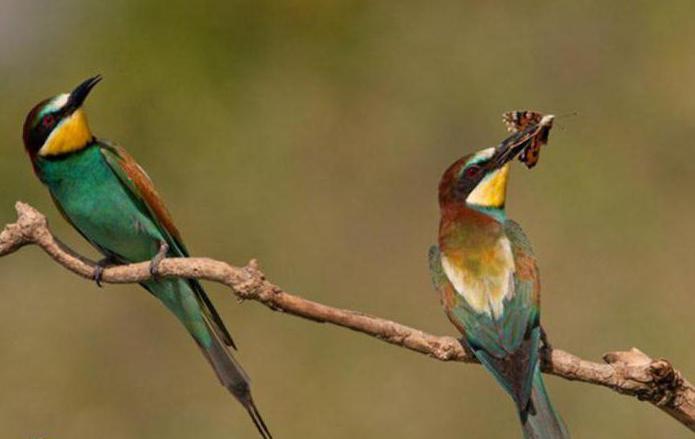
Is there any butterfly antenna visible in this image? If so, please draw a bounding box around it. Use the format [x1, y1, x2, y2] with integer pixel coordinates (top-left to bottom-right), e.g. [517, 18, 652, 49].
[554, 111, 579, 119]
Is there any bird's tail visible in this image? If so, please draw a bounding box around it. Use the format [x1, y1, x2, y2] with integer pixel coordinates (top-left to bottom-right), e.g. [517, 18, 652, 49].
[520, 366, 569, 439]
[149, 278, 272, 439]
[199, 324, 272, 439]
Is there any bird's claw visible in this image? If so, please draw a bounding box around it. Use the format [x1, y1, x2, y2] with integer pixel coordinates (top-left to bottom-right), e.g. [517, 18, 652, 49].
[149, 241, 169, 280]
[540, 326, 553, 351]
[457, 336, 476, 357]
[93, 265, 105, 287]
[92, 257, 116, 288]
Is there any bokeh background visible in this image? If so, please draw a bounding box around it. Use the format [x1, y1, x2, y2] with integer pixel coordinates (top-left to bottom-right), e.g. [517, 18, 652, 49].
[1, 1, 693, 438]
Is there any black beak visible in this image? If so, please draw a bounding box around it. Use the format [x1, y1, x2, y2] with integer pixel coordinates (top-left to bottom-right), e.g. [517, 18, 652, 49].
[488, 114, 554, 170]
[68, 75, 102, 111]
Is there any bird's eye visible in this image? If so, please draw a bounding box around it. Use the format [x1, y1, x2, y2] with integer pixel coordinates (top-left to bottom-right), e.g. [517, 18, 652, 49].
[42, 115, 55, 128]
[464, 165, 481, 178]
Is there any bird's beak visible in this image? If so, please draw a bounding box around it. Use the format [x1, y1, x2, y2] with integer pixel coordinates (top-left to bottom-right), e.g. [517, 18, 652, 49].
[488, 114, 554, 170]
[68, 75, 102, 111]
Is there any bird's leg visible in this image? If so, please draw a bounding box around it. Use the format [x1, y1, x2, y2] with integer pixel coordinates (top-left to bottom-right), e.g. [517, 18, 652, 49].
[540, 325, 553, 351]
[149, 241, 170, 280]
[538, 325, 556, 369]
[93, 256, 117, 288]
[457, 336, 476, 358]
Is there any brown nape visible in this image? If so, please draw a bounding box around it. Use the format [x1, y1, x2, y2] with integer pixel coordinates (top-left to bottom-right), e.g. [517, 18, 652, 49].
[438, 153, 474, 207]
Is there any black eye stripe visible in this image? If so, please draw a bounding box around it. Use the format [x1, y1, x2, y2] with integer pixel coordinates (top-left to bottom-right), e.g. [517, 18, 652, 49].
[41, 109, 66, 131]
[29, 111, 63, 151]
[464, 159, 492, 178]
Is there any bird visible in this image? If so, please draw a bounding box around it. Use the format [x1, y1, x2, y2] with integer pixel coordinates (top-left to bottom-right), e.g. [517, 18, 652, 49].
[22, 76, 271, 438]
[428, 117, 568, 438]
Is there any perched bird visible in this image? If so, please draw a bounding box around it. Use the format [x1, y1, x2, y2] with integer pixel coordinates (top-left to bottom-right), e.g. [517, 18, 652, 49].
[22, 76, 271, 438]
[428, 118, 568, 439]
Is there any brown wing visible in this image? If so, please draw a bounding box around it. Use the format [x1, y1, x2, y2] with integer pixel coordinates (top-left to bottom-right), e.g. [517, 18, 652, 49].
[519, 137, 542, 168]
[502, 110, 553, 169]
[108, 144, 183, 243]
[503, 110, 543, 133]
[99, 141, 236, 348]
[99, 141, 186, 255]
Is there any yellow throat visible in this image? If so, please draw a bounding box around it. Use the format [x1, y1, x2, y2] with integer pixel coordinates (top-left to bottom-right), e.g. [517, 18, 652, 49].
[38, 109, 93, 157]
[466, 163, 510, 208]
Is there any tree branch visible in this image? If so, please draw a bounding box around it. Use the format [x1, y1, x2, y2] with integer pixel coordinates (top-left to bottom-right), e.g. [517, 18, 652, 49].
[2, 201, 693, 432]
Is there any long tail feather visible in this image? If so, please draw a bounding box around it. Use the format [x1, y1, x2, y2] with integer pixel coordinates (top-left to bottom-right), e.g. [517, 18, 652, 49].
[200, 317, 272, 439]
[521, 367, 569, 439]
[149, 278, 271, 438]
[246, 396, 273, 439]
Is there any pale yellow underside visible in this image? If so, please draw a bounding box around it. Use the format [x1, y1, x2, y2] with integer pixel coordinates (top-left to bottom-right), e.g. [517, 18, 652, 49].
[466, 163, 510, 208]
[38, 109, 92, 157]
[441, 237, 515, 318]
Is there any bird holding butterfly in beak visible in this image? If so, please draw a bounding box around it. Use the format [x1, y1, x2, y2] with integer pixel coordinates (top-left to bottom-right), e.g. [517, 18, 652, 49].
[429, 113, 568, 438]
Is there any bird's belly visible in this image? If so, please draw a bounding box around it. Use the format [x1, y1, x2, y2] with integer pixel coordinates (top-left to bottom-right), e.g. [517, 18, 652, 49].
[49, 168, 162, 262]
[70, 197, 159, 261]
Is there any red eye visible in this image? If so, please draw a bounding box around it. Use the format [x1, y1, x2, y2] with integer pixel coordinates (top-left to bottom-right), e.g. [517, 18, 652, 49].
[42, 115, 55, 127]
[465, 165, 481, 178]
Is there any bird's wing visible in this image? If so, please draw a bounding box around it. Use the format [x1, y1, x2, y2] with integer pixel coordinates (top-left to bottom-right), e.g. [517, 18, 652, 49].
[503, 219, 541, 309]
[99, 140, 237, 348]
[428, 245, 468, 335]
[99, 140, 187, 255]
[483, 218, 540, 408]
[428, 245, 448, 292]
[497, 219, 541, 351]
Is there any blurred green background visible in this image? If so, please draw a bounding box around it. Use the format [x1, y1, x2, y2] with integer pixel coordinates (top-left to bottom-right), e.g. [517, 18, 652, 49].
[1, 1, 693, 437]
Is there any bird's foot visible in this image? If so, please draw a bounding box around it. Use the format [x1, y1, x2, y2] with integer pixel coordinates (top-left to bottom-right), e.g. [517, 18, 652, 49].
[538, 326, 555, 368]
[457, 336, 476, 358]
[149, 241, 170, 280]
[92, 257, 117, 288]
[540, 326, 553, 351]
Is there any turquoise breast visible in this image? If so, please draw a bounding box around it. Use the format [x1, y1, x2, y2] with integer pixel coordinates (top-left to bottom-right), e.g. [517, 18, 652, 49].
[36, 144, 163, 262]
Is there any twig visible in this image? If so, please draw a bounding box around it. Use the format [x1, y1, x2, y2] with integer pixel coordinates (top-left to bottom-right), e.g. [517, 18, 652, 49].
[1, 201, 693, 432]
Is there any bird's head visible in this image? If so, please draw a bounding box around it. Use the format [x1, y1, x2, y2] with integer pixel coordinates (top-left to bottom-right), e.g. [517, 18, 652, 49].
[438, 147, 512, 217]
[438, 115, 553, 218]
[23, 75, 102, 159]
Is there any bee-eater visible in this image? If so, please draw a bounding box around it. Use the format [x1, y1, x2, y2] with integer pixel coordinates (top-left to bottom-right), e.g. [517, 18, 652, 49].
[22, 76, 271, 438]
[428, 118, 568, 438]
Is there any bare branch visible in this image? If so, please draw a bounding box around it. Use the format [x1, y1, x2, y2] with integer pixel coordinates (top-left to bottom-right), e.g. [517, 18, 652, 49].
[2, 201, 694, 432]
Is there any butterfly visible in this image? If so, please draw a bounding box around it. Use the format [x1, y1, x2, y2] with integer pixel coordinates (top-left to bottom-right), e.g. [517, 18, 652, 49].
[502, 110, 554, 168]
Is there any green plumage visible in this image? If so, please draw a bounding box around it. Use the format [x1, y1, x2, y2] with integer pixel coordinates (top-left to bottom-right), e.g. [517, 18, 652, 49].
[37, 143, 212, 346]
[22, 78, 274, 436]
[33, 139, 269, 437]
